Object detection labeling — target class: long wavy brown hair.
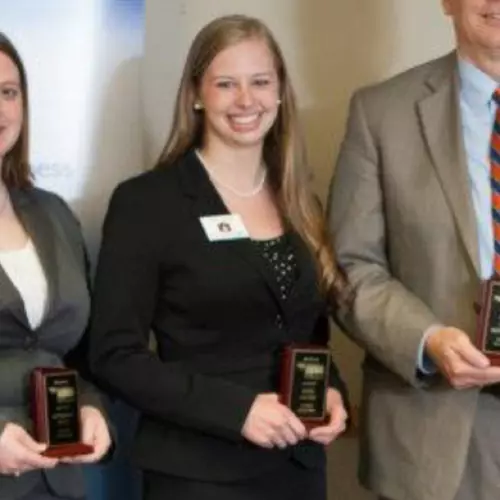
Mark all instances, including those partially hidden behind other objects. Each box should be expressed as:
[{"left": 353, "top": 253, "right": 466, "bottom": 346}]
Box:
[
  {"left": 0, "top": 33, "right": 32, "bottom": 189},
  {"left": 157, "top": 15, "right": 345, "bottom": 304}
]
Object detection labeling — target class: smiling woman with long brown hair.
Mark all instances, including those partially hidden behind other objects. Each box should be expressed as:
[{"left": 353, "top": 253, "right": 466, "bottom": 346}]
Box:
[
  {"left": 0, "top": 33, "right": 111, "bottom": 500},
  {"left": 90, "top": 15, "right": 348, "bottom": 500}
]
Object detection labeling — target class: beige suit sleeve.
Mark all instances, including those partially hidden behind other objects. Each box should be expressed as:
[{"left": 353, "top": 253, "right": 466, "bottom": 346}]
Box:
[{"left": 328, "top": 91, "right": 439, "bottom": 386}]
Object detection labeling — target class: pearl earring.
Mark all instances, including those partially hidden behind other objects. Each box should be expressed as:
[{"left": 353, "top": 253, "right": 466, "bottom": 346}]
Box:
[
  {"left": 277, "top": 99, "right": 282, "bottom": 105},
  {"left": 193, "top": 101, "right": 203, "bottom": 111}
]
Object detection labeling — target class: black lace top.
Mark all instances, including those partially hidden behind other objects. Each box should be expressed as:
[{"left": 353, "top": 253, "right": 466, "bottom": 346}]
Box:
[{"left": 253, "top": 234, "right": 298, "bottom": 300}]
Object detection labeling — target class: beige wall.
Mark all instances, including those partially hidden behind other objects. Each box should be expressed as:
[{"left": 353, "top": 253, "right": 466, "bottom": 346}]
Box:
[
  {"left": 144, "top": 1, "right": 454, "bottom": 179},
  {"left": 143, "top": 2, "right": 455, "bottom": 498}
]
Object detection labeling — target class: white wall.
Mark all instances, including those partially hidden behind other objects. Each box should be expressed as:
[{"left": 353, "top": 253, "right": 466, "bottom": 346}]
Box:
[
  {"left": 4, "top": 1, "right": 145, "bottom": 263},
  {"left": 143, "top": 2, "right": 455, "bottom": 498}
]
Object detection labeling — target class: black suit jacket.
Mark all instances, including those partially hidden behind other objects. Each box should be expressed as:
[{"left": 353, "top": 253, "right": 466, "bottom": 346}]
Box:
[
  {"left": 0, "top": 188, "right": 103, "bottom": 500},
  {"left": 90, "top": 150, "right": 347, "bottom": 481}
]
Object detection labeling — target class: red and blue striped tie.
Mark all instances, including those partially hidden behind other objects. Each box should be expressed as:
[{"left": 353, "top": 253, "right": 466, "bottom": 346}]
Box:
[{"left": 491, "top": 89, "right": 500, "bottom": 275}]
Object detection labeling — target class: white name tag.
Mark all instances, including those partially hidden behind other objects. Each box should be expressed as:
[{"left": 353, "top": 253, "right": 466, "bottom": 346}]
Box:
[{"left": 199, "top": 214, "right": 249, "bottom": 241}]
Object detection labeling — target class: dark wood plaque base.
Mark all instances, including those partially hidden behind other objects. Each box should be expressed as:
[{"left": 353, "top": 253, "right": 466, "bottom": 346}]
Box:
[{"left": 42, "top": 442, "right": 94, "bottom": 458}]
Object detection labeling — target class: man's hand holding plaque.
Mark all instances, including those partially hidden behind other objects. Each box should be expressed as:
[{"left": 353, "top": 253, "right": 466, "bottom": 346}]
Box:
[{"left": 425, "top": 325, "right": 500, "bottom": 389}]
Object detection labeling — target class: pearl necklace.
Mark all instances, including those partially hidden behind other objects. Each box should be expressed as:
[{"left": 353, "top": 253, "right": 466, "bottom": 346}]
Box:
[{"left": 196, "top": 150, "right": 267, "bottom": 198}]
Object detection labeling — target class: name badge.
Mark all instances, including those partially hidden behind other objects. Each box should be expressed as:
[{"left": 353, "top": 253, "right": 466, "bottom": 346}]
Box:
[{"left": 199, "top": 214, "right": 249, "bottom": 241}]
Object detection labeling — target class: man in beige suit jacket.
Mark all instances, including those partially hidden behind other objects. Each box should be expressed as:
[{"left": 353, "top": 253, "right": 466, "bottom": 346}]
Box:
[{"left": 329, "top": 2, "right": 500, "bottom": 500}]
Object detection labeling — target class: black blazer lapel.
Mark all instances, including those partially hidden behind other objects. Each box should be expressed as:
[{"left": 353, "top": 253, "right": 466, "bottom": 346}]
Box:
[
  {"left": 10, "top": 188, "right": 59, "bottom": 324},
  {"left": 177, "top": 150, "right": 290, "bottom": 308}
]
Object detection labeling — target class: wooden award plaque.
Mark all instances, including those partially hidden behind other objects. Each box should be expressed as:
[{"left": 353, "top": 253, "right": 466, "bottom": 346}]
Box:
[
  {"left": 279, "top": 344, "right": 330, "bottom": 428},
  {"left": 31, "top": 367, "right": 93, "bottom": 458},
  {"left": 476, "top": 279, "right": 500, "bottom": 366}
]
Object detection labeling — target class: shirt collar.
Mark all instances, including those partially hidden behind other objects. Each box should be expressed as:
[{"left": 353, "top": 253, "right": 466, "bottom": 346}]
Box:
[{"left": 458, "top": 56, "right": 498, "bottom": 109}]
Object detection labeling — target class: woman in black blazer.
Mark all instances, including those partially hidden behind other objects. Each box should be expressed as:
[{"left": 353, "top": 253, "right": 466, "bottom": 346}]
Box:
[
  {"left": 0, "top": 34, "right": 111, "bottom": 499},
  {"left": 90, "top": 15, "right": 348, "bottom": 500}
]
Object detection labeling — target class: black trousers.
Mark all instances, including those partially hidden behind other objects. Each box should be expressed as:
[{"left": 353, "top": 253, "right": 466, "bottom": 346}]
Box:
[
  {"left": 144, "top": 459, "right": 326, "bottom": 500},
  {"left": 18, "top": 478, "right": 84, "bottom": 500}
]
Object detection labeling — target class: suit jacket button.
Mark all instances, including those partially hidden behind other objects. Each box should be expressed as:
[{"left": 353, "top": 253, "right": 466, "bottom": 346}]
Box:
[
  {"left": 24, "top": 334, "right": 37, "bottom": 350},
  {"left": 275, "top": 315, "right": 284, "bottom": 329}
]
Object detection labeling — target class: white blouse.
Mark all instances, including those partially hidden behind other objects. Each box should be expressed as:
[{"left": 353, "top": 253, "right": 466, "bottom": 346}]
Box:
[{"left": 0, "top": 239, "right": 48, "bottom": 329}]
